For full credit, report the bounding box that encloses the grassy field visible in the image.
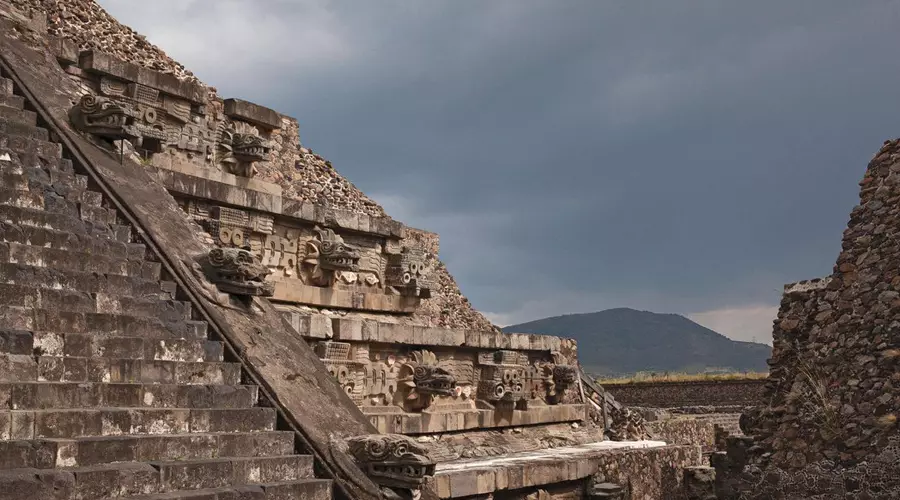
[596,371,769,385]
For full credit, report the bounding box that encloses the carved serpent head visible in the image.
[69,94,137,140]
[346,434,435,490]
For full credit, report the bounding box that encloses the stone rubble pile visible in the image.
[21,0,498,334]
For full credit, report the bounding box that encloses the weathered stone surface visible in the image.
[223,98,281,131]
[0,30,380,499]
[78,50,206,103]
[728,139,900,491]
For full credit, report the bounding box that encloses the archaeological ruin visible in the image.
[0,1,719,499]
[2,1,898,499]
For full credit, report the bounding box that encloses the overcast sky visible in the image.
[98,0,900,344]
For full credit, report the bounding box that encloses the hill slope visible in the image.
[504,308,770,375]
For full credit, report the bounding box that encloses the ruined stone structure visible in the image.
[0,1,712,498]
[709,141,900,498]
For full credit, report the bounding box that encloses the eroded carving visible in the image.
[216,121,270,177]
[346,434,435,491]
[477,351,527,404]
[386,246,432,298]
[398,350,456,410]
[205,247,274,297]
[304,227,361,286]
[69,94,138,140]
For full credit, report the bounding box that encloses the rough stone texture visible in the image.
[743,141,900,471]
[646,417,716,454]
[430,442,700,499]
[0,29,382,499]
[604,380,766,409]
[22,0,497,334]
[720,138,900,498]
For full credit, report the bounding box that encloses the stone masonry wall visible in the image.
[605,379,767,409]
[744,139,900,471]
[21,0,497,332]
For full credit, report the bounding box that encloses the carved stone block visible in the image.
[223,98,282,130]
[385,246,432,298]
[345,434,435,490]
[204,247,274,297]
[68,94,138,141]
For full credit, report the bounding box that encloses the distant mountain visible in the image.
[503,308,771,376]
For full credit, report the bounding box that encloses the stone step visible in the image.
[0,205,131,243]
[0,105,35,126]
[0,163,92,203]
[1,355,237,385]
[0,284,190,321]
[152,455,313,494]
[0,167,89,210]
[0,117,50,141]
[0,461,324,500]
[120,479,332,500]
[0,145,74,173]
[1,331,220,362]
[0,431,295,468]
[0,406,276,440]
[0,187,119,226]
[0,95,24,110]
[0,172,28,190]
[0,263,175,301]
[0,132,62,159]
[0,382,258,410]
[0,224,145,263]
[0,78,12,96]
[0,242,158,280]
[0,187,42,209]
[0,307,206,338]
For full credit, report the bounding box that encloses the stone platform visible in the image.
[429,440,700,498]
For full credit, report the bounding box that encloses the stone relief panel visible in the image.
[177,198,433,308]
[64,57,274,178]
[312,342,583,429]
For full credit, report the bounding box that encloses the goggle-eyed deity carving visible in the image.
[477,351,527,404]
[385,246,432,298]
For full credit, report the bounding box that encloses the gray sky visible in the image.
[98,0,900,344]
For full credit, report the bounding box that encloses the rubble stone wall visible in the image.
[745,139,900,471]
[605,379,766,409]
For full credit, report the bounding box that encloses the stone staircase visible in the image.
[0,68,332,499]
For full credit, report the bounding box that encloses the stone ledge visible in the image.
[428,441,698,498]
[276,309,573,351]
[326,316,568,352]
[151,161,404,239]
[367,404,585,434]
[78,49,206,104]
[149,160,282,197]
[48,36,78,65]
[272,282,419,314]
[150,166,282,214]
[224,98,281,130]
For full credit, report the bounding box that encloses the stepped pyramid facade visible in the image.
[0,1,712,499]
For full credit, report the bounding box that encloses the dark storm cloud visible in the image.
[100,0,900,340]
